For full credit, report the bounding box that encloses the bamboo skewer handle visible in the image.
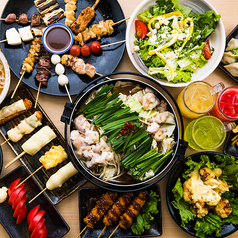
[112,17,130,26]
[97,226,107,238]
[76,226,88,238]
[108,224,120,238]
[29,187,47,203]
[92,0,101,10]
[16,165,44,188]
[5,151,26,168]
[11,71,25,99]
[101,40,126,48]
[34,82,41,108]
[1,138,10,146]
[0,39,7,43]
[65,85,72,103]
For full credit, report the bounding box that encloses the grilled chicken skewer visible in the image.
[76,191,118,237]
[97,192,134,238]
[70,0,101,34]
[108,190,149,238]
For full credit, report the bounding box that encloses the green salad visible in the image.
[172,154,238,238]
[134,0,221,83]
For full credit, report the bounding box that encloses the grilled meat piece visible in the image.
[103,193,134,226]
[18,13,29,24]
[31,13,41,26]
[83,191,118,229]
[5,13,17,23]
[70,6,95,34]
[119,190,148,229]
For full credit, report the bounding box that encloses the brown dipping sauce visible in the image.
[46,27,71,52]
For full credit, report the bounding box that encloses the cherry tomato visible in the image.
[80,44,91,57]
[203,40,211,60]
[16,203,27,224]
[8,178,21,196]
[12,187,27,210]
[30,217,46,238]
[8,184,25,206]
[28,210,46,232]
[90,41,101,54]
[35,224,48,238]
[135,20,148,40]
[69,45,81,57]
[27,205,40,225]
[13,196,27,218]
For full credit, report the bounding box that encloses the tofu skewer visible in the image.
[16,145,68,188]
[1,111,43,146]
[5,125,57,168]
[29,162,79,203]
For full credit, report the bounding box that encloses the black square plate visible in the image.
[0,165,69,238]
[218,25,238,82]
[78,185,162,238]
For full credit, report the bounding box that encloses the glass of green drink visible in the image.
[185,116,235,150]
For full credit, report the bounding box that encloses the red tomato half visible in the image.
[80,44,91,57]
[28,210,46,232]
[203,40,211,60]
[135,20,148,40]
[12,187,27,210]
[8,178,21,196]
[90,41,101,54]
[69,45,81,57]
[13,196,27,218]
[16,203,27,224]
[35,224,48,238]
[27,205,40,225]
[30,217,46,238]
[8,184,25,206]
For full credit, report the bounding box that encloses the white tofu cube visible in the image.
[18,26,34,41]
[6,28,22,45]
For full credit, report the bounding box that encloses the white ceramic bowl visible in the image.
[0,51,11,104]
[126,0,226,87]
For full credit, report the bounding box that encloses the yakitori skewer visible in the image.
[29,162,78,203]
[70,0,101,34]
[1,111,43,146]
[16,145,68,188]
[108,190,149,238]
[11,37,42,99]
[5,125,56,168]
[76,191,118,238]
[74,17,130,45]
[97,192,134,238]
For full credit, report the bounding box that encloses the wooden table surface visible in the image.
[0,0,237,237]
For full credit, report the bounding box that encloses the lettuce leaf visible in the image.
[131,190,160,235]
[171,178,196,226]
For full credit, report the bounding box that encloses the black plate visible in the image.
[223,120,238,159]
[0,165,69,238]
[0,0,126,96]
[78,185,162,238]
[166,151,238,238]
[218,25,238,82]
[0,85,87,205]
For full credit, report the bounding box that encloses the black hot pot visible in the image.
[61,72,187,192]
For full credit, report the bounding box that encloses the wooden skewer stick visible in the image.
[108,224,119,238]
[101,40,126,48]
[1,138,10,146]
[112,17,130,26]
[76,226,88,238]
[16,165,44,188]
[97,226,107,238]
[96,72,111,80]
[11,71,25,99]
[65,85,72,103]
[0,39,7,43]
[34,82,41,108]
[92,0,101,10]
[5,151,26,168]
[29,187,47,203]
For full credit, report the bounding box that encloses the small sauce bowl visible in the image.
[42,23,73,54]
